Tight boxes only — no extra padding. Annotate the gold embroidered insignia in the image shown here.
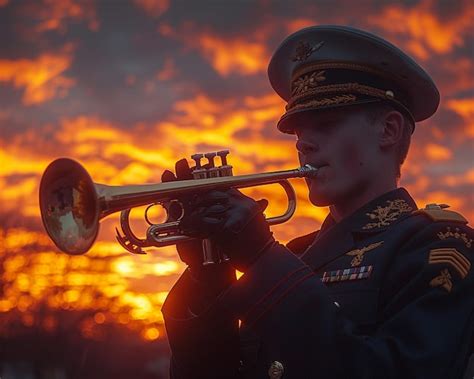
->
[268,361,284,379]
[429,248,470,278]
[363,199,413,230]
[430,268,453,292]
[291,70,326,96]
[346,241,384,267]
[287,94,356,112]
[292,40,324,62]
[437,227,472,248]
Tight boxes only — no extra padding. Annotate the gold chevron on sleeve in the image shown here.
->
[428,248,471,278]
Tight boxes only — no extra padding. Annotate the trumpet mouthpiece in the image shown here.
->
[300,164,318,178]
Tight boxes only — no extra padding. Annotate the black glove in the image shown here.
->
[162,158,203,269]
[161,159,236,303]
[180,188,275,272]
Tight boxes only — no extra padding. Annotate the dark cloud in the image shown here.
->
[429,107,466,135]
[2,0,469,134]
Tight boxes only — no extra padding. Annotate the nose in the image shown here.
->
[296,140,318,155]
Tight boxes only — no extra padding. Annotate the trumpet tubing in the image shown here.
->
[39,151,317,257]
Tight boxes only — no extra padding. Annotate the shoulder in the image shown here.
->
[388,202,471,241]
[378,204,473,317]
[389,203,473,292]
[391,203,472,262]
[403,203,472,245]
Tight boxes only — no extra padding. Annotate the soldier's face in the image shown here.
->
[294,107,381,207]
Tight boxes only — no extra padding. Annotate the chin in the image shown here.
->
[308,188,334,207]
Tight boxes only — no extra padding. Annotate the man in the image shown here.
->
[161,25,474,378]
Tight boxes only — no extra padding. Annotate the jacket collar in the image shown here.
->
[301,188,417,270]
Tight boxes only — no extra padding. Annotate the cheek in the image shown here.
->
[340,141,365,173]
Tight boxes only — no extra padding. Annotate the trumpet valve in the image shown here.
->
[204,152,217,167]
[204,152,220,178]
[191,153,208,179]
[192,167,208,179]
[217,149,229,165]
[217,150,233,177]
[191,153,204,168]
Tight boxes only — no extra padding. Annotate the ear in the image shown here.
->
[379,110,404,149]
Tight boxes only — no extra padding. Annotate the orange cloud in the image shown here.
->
[446,98,474,137]
[158,24,270,76]
[133,0,169,17]
[368,0,474,59]
[151,93,294,172]
[415,191,465,214]
[55,116,123,144]
[0,46,75,105]
[425,143,452,161]
[197,34,269,76]
[442,169,474,187]
[32,0,99,34]
[0,0,9,6]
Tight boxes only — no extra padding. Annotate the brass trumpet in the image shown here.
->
[39,150,317,260]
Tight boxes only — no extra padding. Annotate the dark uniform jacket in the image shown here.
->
[162,188,474,378]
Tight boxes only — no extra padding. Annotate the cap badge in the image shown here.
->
[346,241,384,267]
[430,268,453,292]
[268,360,284,378]
[292,40,324,62]
[363,199,413,230]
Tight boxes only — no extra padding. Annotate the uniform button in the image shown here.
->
[334,301,340,308]
[268,361,284,379]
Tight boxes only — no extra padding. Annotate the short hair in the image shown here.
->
[364,102,414,179]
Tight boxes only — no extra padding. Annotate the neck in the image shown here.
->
[329,177,398,223]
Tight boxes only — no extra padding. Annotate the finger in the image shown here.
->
[226,188,246,198]
[161,169,177,183]
[180,210,205,235]
[222,205,257,234]
[226,188,259,205]
[201,216,225,234]
[180,207,225,237]
[200,203,230,217]
[175,158,193,180]
[256,198,269,212]
[191,190,230,208]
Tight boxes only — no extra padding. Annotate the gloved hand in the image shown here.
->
[161,159,236,304]
[162,158,203,269]
[179,187,275,272]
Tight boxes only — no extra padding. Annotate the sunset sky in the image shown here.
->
[0,0,473,344]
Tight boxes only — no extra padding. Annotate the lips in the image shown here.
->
[313,163,328,170]
[310,163,328,180]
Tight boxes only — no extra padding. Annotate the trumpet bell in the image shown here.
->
[39,158,99,255]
